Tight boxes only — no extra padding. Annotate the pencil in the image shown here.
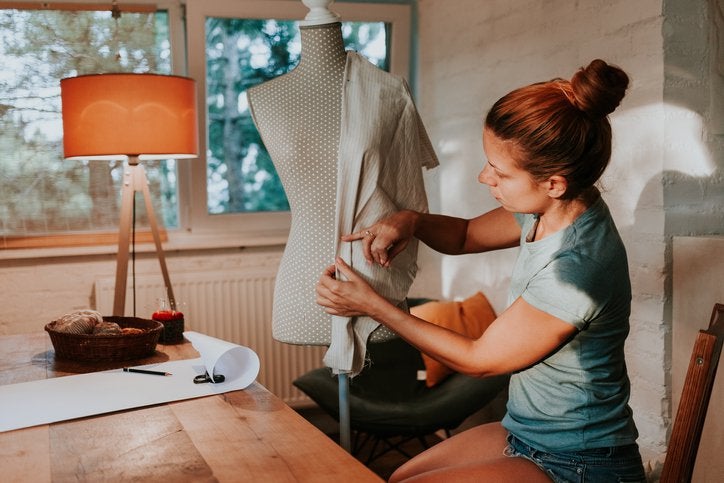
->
[122,367,172,376]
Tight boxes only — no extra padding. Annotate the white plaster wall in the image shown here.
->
[416,0,669,465]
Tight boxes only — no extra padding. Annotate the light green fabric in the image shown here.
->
[502,196,639,452]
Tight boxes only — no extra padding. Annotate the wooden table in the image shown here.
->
[0,333,381,482]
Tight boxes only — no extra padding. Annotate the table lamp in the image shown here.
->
[60,73,198,316]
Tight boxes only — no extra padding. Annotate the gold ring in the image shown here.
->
[364,230,374,237]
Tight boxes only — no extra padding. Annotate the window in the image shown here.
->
[1,0,411,250]
[0,0,185,248]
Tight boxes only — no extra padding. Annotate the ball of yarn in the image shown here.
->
[92,321,122,335]
[55,310,104,335]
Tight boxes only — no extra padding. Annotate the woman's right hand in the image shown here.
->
[342,210,419,267]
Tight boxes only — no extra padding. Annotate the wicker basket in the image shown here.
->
[45,316,163,362]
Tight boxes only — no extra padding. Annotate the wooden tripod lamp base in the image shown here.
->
[113,157,176,316]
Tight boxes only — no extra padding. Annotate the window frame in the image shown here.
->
[0,0,412,255]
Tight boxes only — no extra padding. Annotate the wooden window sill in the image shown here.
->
[1,231,167,250]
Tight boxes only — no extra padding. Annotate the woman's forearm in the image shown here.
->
[411,207,520,255]
[409,211,471,255]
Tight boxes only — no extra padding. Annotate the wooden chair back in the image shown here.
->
[660,303,724,483]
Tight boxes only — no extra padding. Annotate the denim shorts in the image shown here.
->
[504,433,647,483]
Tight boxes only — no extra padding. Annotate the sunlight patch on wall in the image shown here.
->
[604,102,713,231]
[662,103,716,177]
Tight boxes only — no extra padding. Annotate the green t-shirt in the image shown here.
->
[501,196,639,452]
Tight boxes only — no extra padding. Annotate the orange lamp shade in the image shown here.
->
[60,73,198,160]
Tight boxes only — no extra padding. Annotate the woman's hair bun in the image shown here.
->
[570,59,629,117]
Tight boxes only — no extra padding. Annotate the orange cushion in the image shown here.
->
[410,292,496,387]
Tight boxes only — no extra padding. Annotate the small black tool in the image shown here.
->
[193,371,225,384]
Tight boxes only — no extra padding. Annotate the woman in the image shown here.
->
[315,59,647,482]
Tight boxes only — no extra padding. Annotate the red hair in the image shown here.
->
[485,59,629,200]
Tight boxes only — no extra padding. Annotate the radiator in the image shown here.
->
[94,269,327,405]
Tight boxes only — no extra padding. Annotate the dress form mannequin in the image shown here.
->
[248,0,437,453]
[247,13,396,348]
[249,0,436,379]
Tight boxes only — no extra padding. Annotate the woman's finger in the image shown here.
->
[370,237,392,266]
[342,228,375,263]
[341,225,405,267]
[318,264,337,287]
[315,286,353,317]
[372,235,397,266]
[334,256,357,281]
[361,231,375,263]
[341,230,367,242]
[320,263,336,280]
[382,239,409,267]
[315,281,330,299]
[316,282,346,311]
[315,291,333,308]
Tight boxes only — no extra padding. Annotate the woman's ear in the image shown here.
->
[546,175,568,199]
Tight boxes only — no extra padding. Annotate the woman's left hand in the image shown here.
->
[316,257,383,318]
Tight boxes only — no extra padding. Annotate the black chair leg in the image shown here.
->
[352,431,372,455]
[347,428,456,466]
[365,436,383,464]
[360,434,419,465]
[417,435,430,450]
